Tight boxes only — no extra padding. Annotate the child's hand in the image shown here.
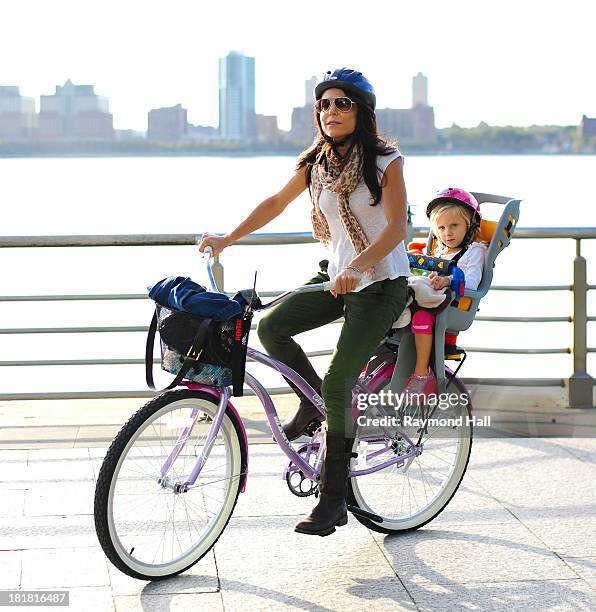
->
[429,272,450,290]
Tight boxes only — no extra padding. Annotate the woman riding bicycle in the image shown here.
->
[199,67,410,537]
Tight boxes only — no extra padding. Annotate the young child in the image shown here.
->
[403,187,487,397]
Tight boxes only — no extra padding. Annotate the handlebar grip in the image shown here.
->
[322,280,335,292]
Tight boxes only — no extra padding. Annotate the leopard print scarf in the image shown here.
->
[310,143,371,257]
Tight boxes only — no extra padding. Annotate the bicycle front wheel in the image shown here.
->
[94,389,244,580]
[349,373,472,534]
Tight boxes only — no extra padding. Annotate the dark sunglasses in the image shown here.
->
[314,96,355,113]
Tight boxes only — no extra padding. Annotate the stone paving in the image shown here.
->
[0,394,595,611]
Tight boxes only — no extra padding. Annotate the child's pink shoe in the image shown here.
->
[403,369,437,404]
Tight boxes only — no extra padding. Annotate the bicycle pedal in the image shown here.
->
[304,420,322,437]
[347,504,383,523]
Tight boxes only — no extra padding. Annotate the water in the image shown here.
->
[2,154,595,394]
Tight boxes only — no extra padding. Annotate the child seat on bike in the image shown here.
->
[389,192,521,392]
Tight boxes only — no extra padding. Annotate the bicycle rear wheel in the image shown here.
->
[349,373,472,534]
[94,389,244,580]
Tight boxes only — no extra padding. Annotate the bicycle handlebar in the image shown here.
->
[200,243,336,309]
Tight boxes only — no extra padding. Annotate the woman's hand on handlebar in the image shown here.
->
[332,268,361,296]
[198,233,230,257]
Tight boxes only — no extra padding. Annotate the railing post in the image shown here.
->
[213,255,224,292]
[569,239,593,407]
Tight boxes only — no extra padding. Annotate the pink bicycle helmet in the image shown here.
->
[426,187,481,224]
[426,187,481,247]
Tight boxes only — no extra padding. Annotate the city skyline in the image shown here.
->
[0,66,439,140]
[0,74,587,152]
[1,0,595,132]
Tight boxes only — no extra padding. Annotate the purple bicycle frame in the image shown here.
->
[163,346,421,492]
[159,247,423,491]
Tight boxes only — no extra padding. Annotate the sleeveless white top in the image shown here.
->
[318,148,410,291]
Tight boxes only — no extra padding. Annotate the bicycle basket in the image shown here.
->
[146,303,252,396]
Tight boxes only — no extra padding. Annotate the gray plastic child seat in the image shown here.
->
[389,192,521,393]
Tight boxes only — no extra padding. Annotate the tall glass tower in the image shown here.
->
[218,51,256,141]
[412,72,429,107]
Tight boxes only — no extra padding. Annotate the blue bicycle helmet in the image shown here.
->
[314,68,376,110]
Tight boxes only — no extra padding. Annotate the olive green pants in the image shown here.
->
[257,261,408,434]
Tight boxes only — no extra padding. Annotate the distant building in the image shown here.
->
[38,79,113,140]
[377,106,437,144]
[147,104,187,141]
[411,104,437,143]
[305,76,317,106]
[579,115,596,141]
[289,105,316,144]
[184,124,219,142]
[0,86,36,139]
[218,51,256,141]
[255,114,281,142]
[289,72,437,145]
[114,129,142,141]
[377,72,437,144]
[376,108,415,140]
[412,72,428,107]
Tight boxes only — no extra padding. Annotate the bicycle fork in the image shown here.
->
[158,387,230,493]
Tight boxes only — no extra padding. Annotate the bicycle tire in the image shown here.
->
[348,372,472,534]
[94,389,245,580]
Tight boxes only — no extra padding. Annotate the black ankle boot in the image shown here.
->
[295,432,354,537]
[281,351,324,441]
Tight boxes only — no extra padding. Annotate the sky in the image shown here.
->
[1,0,595,132]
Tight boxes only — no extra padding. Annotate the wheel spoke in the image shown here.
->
[95,392,242,579]
[350,377,472,531]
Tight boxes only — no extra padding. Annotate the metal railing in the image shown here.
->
[0,228,594,406]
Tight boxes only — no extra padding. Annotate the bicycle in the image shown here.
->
[94,247,474,581]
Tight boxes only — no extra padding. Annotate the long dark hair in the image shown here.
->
[296,89,396,206]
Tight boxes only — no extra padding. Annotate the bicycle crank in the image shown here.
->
[285,469,319,497]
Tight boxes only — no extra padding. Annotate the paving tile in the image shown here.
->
[28,448,92,461]
[0,460,32,484]
[0,457,95,486]
[466,440,595,518]
[552,438,596,464]
[67,587,116,612]
[75,425,123,447]
[219,563,416,612]
[114,592,223,611]
[24,481,96,517]
[233,447,322,518]
[372,522,577,586]
[0,488,26,518]
[509,513,596,558]
[408,578,596,612]
[0,449,28,461]
[107,550,218,595]
[0,438,594,611]
[0,515,98,549]
[420,479,514,526]
[21,547,110,588]
[0,550,21,588]
[562,556,596,589]
[89,447,110,460]
[0,426,79,448]
[467,438,564,474]
[214,514,383,574]
[27,458,96,484]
